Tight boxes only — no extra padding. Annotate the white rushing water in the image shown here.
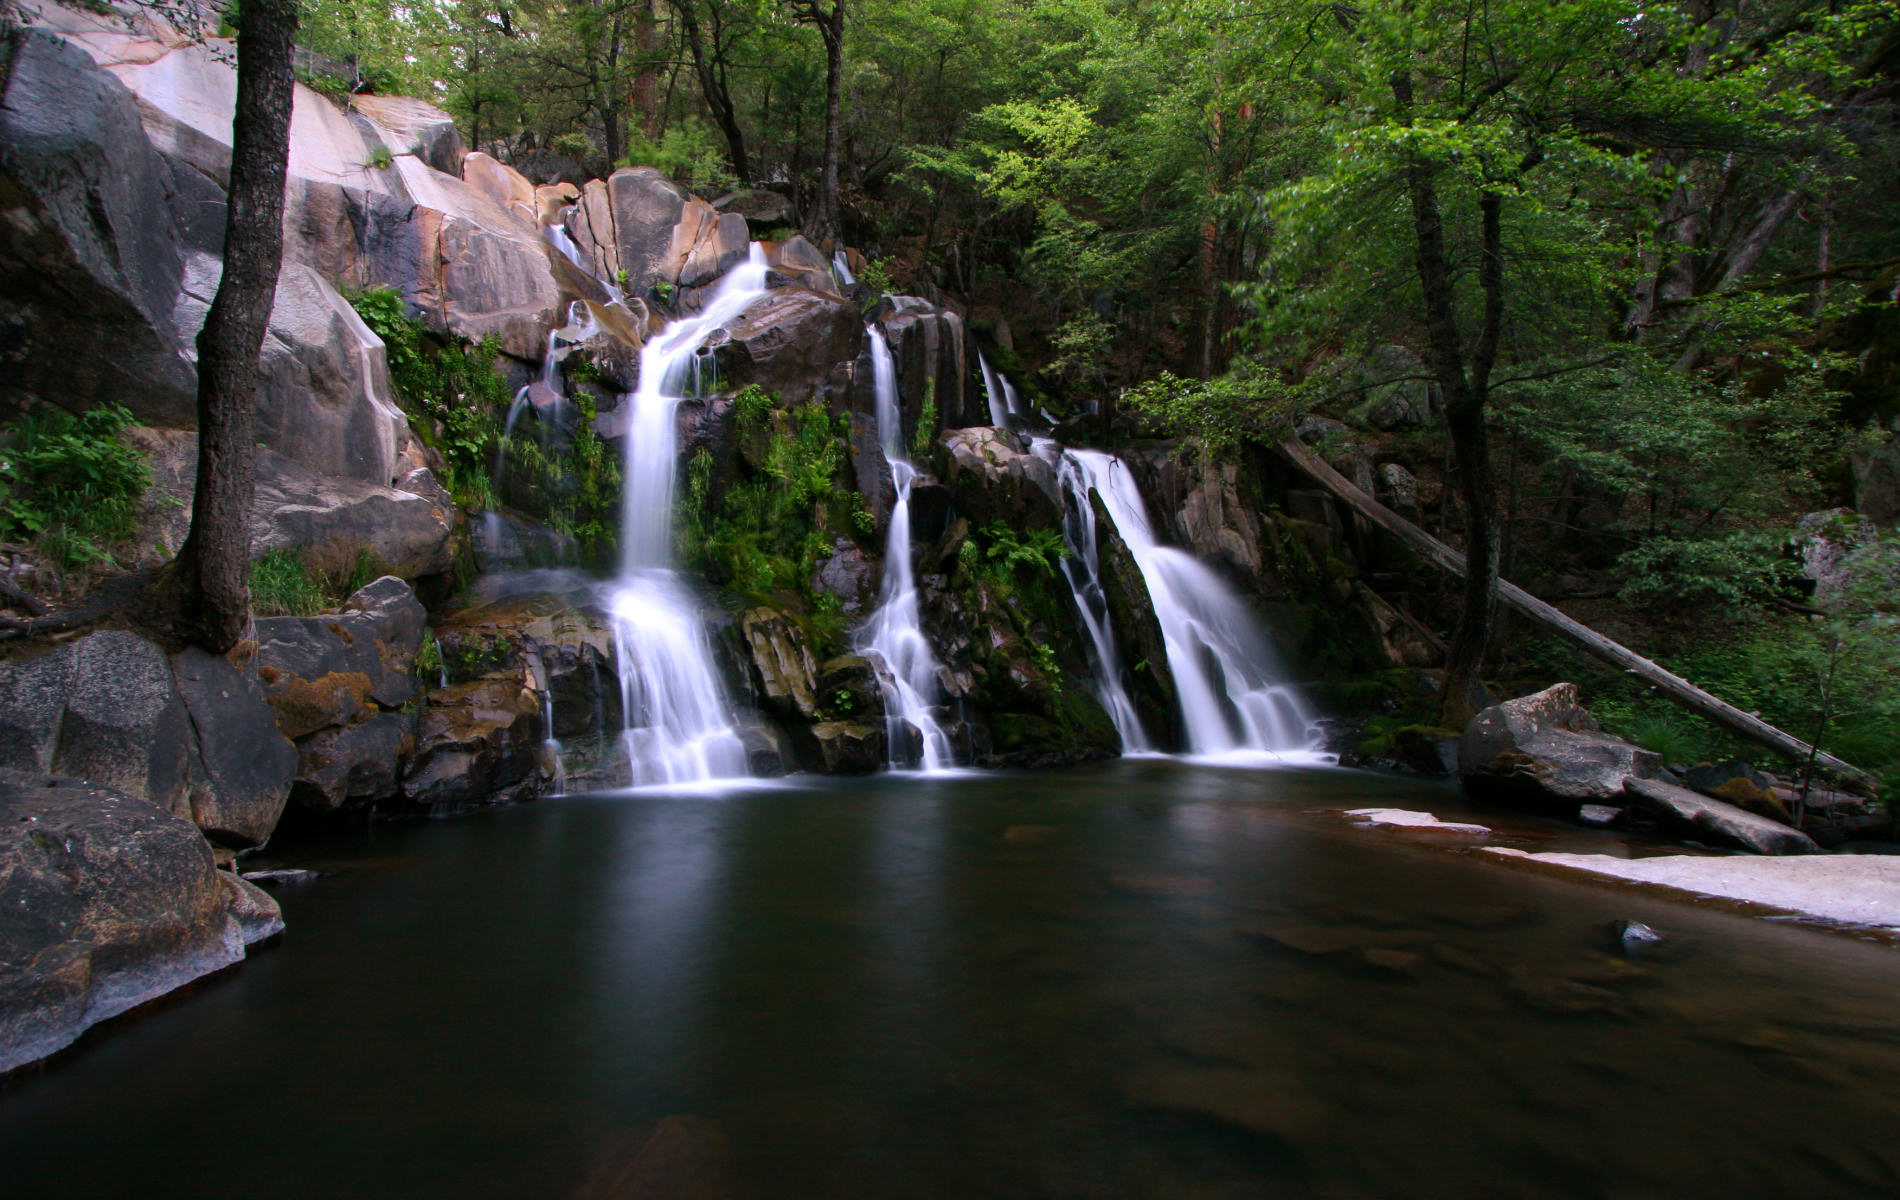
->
[857,326,955,771]
[977,353,1010,427]
[832,250,857,286]
[1064,449,1325,763]
[607,244,773,785]
[1032,439,1152,752]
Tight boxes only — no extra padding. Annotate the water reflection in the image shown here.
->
[4,762,1899,1199]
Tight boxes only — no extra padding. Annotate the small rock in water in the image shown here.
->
[1577,804,1624,827]
[242,868,320,887]
[1612,919,1665,955]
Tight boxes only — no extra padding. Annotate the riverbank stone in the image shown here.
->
[1459,683,1660,814]
[0,773,247,1075]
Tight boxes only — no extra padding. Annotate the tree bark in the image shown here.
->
[1395,81,1504,725]
[817,1,843,243]
[1279,439,1876,789]
[172,0,298,653]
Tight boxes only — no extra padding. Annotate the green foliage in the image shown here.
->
[365,144,394,170]
[0,404,149,567]
[248,549,329,617]
[621,124,740,192]
[912,389,938,458]
[1615,532,1803,613]
[681,400,852,612]
[417,631,443,680]
[733,385,774,435]
[857,258,897,297]
[1043,312,1113,390]
[1123,366,1307,456]
[1029,641,1063,695]
[246,546,381,617]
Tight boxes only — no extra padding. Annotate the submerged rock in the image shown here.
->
[1459,683,1661,814]
[0,774,251,1074]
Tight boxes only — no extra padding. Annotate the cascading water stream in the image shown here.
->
[832,250,857,286]
[857,326,955,771]
[977,353,1010,427]
[1030,438,1151,752]
[1065,449,1326,762]
[607,244,773,785]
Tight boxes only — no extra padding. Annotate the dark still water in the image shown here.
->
[6,761,1900,1198]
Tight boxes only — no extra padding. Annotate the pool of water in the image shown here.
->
[6,761,1899,1198]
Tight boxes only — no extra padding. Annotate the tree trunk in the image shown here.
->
[173,0,298,653]
[677,0,750,180]
[1279,438,1876,790]
[817,3,844,243]
[1396,96,1503,725]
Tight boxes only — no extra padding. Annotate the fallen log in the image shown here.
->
[1278,438,1876,791]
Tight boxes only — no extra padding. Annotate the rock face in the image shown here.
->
[741,608,821,723]
[565,166,748,295]
[937,428,1064,530]
[0,29,198,427]
[0,632,194,819]
[879,298,976,428]
[1459,684,1661,813]
[170,648,298,849]
[0,774,250,1074]
[715,286,863,406]
[1623,777,1820,856]
[254,577,427,740]
[1093,493,1179,749]
[0,632,297,850]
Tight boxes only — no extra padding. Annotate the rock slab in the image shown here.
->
[0,774,248,1074]
[1623,777,1820,856]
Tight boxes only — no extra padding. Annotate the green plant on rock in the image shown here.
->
[913,381,938,458]
[733,385,774,435]
[0,403,150,568]
[1030,641,1064,695]
[417,630,443,680]
[350,287,510,509]
[248,549,328,617]
[981,521,1066,587]
[365,144,394,170]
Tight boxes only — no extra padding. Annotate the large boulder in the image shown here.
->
[0,28,197,426]
[1130,442,1277,592]
[715,188,794,229]
[806,721,886,774]
[0,632,193,819]
[253,577,427,740]
[403,679,543,809]
[253,263,412,485]
[592,166,748,295]
[170,648,297,849]
[741,608,821,723]
[0,773,249,1074]
[1623,777,1820,856]
[878,298,975,429]
[135,435,458,584]
[937,427,1064,530]
[289,712,417,813]
[714,286,863,406]
[1459,684,1661,813]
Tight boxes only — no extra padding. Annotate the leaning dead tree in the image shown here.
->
[1278,439,1876,791]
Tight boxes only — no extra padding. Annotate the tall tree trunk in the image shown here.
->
[173,0,298,653]
[817,2,844,243]
[1396,71,1505,726]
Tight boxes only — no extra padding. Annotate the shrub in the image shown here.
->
[0,404,150,567]
[248,549,328,617]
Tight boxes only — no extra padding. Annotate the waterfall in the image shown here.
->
[1031,438,1152,752]
[832,250,857,286]
[856,325,955,771]
[977,353,1010,427]
[1065,449,1325,762]
[606,244,772,786]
